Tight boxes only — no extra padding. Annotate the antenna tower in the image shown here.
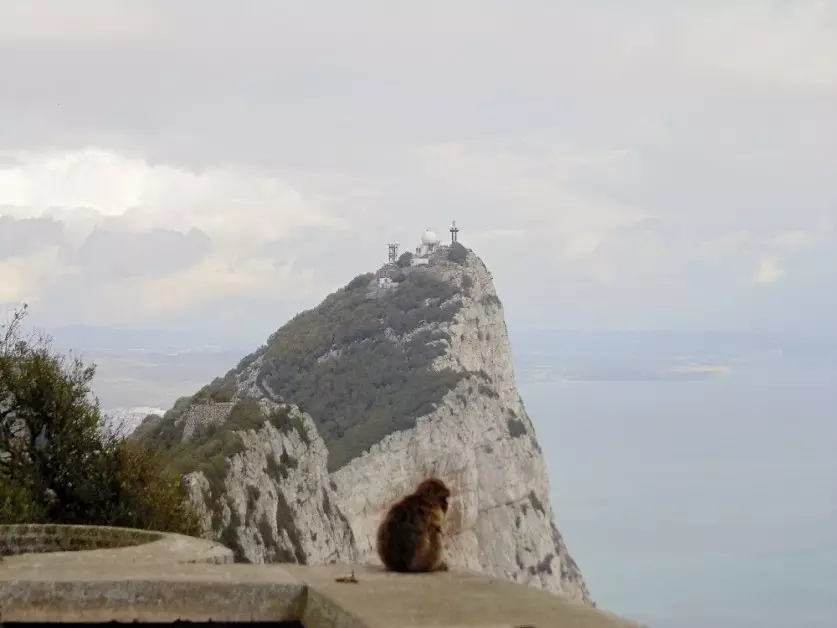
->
[388,243,399,264]
[450,220,460,244]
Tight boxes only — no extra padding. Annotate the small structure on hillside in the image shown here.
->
[376,266,396,288]
[450,220,459,244]
[376,243,401,288]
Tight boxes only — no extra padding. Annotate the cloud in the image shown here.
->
[0,246,74,304]
[72,226,212,281]
[91,254,332,319]
[694,231,752,264]
[0,148,343,245]
[675,0,837,88]
[0,148,350,322]
[0,216,65,257]
[0,1,834,334]
[0,0,167,46]
[754,259,785,285]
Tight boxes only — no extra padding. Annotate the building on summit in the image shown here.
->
[377,223,462,285]
[411,229,440,266]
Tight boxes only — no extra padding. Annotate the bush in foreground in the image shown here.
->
[0,305,200,535]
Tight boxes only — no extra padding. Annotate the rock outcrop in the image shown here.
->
[137,243,591,604]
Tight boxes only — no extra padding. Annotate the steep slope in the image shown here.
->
[137,243,591,604]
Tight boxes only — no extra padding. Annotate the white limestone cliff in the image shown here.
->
[328,250,590,602]
[184,399,357,565]
[172,246,592,604]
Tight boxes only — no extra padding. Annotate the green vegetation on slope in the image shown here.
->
[448,241,468,264]
[136,395,310,556]
[139,399,305,510]
[139,259,475,472]
[259,266,468,470]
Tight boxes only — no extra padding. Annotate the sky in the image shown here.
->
[1,0,835,341]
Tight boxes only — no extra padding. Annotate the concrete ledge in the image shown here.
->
[0,525,640,627]
[0,564,306,622]
[286,564,641,628]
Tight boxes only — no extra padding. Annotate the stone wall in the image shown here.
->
[0,524,159,557]
[0,524,233,565]
[180,401,235,440]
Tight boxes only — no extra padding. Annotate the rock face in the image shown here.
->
[183,399,357,566]
[137,244,591,604]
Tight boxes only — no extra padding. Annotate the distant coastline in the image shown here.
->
[518,362,731,383]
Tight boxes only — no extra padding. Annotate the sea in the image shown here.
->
[520,359,837,628]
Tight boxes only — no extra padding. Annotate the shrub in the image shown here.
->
[507,417,527,438]
[448,242,468,264]
[0,305,201,535]
[480,293,502,308]
[396,251,414,268]
[346,272,374,291]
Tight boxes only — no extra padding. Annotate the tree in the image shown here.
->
[396,251,414,268]
[0,305,200,534]
[448,242,468,264]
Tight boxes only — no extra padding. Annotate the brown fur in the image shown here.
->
[376,477,451,573]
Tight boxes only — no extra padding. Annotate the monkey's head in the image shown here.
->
[415,477,451,513]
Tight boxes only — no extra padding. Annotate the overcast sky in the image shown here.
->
[1,0,835,341]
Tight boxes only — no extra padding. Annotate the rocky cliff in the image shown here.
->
[136,243,592,604]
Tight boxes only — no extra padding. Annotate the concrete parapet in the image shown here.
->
[0,525,639,627]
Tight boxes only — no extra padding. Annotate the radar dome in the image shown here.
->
[421,229,440,245]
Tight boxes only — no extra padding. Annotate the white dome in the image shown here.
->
[421,229,440,245]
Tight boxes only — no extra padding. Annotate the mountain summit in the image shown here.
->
[136,239,591,604]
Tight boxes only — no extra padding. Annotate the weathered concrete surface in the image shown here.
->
[0,563,305,622]
[0,526,640,626]
[285,564,641,628]
[0,562,641,626]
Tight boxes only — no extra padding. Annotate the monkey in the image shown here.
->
[376,477,451,573]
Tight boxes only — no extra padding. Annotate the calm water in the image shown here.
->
[520,363,837,628]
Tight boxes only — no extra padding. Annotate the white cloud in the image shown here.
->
[676,1,837,88]
[411,141,652,243]
[0,0,167,46]
[91,254,332,320]
[754,258,785,284]
[563,232,605,261]
[0,148,349,317]
[0,246,75,304]
[0,148,344,246]
[694,231,753,264]
[0,2,834,333]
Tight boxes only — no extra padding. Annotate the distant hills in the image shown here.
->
[41,324,837,413]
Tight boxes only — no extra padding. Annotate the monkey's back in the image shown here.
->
[376,494,434,572]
